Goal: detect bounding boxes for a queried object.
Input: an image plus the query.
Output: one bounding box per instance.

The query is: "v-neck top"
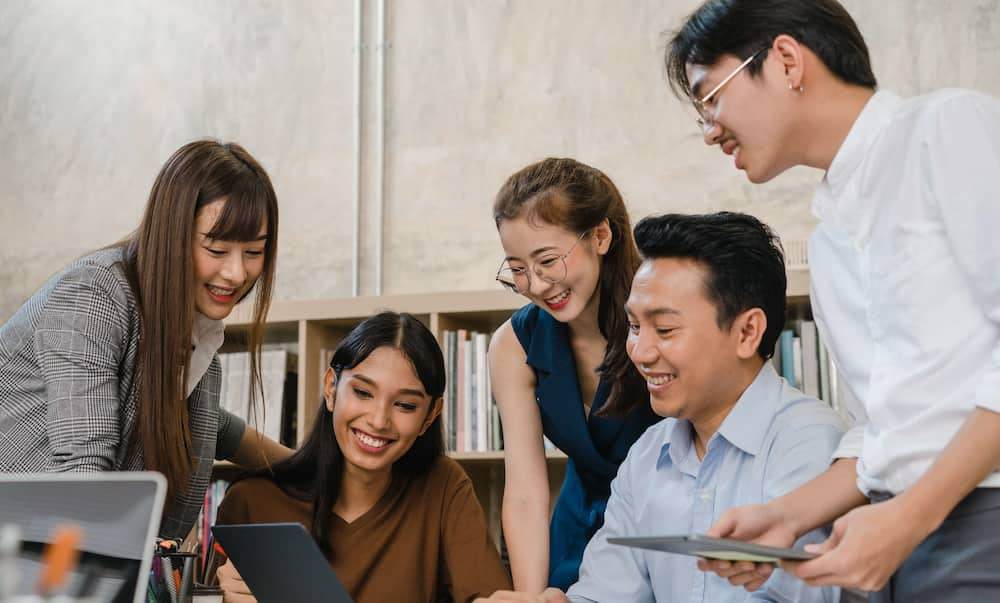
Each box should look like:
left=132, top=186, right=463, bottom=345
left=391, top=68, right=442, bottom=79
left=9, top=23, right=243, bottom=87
left=511, top=304, right=661, bottom=498
left=215, top=456, right=511, bottom=603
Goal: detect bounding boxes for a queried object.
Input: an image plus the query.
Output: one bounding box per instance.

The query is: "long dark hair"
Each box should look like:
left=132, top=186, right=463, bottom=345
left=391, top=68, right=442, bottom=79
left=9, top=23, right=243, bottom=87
left=493, top=157, right=645, bottom=416
left=121, top=140, right=278, bottom=498
left=263, top=311, right=446, bottom=556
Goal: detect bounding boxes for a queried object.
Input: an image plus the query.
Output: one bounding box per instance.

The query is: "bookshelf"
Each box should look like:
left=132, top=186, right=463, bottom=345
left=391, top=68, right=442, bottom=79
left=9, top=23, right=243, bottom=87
left=219, top=269, right=812, bottom=547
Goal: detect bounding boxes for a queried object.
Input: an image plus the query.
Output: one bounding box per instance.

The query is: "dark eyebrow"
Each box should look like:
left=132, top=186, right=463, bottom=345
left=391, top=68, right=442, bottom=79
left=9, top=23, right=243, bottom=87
left=690, top=77, right=708, bottom=101
left=624, top=303, right=681, bottom=319
left=351, top=373, right=426, bottom=398
left=689, top=65, right=714, bottom=101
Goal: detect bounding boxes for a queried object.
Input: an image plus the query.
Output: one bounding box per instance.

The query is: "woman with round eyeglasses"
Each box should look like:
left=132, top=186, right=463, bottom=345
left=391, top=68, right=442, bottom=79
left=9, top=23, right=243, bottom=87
left=488, top=157, right=662, bottom=593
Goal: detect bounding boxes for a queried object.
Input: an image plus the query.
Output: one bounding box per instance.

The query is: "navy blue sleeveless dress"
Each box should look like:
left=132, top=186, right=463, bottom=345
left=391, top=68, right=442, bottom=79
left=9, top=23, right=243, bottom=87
left=510, top=304, right=662, bottom=589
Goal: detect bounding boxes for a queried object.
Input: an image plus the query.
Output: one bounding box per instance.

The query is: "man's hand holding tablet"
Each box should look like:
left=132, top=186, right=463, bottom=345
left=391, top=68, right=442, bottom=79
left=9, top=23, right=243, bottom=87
left=697, top=503, right=801, bottom=591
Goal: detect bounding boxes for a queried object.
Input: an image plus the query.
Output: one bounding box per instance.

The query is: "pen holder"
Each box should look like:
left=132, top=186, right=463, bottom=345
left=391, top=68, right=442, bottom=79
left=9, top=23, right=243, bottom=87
left=149, top=550, right=197, bottom=603
left=191, top=584, right=224, bottom=603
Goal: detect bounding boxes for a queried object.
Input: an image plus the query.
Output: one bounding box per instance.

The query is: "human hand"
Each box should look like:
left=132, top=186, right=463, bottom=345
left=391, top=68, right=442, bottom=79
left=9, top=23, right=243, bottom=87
left=696, top=503, right=798, bottom=591
left=216, top=559, right=257, bottom=603
left=781, top=498, right=925, bottom=591
left=472, top=587, right=570, bottom=603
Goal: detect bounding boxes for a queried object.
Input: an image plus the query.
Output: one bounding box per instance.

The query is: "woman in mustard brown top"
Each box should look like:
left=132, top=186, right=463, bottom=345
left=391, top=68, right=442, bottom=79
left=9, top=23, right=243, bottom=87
left=214, top=311, right=511, bottom=603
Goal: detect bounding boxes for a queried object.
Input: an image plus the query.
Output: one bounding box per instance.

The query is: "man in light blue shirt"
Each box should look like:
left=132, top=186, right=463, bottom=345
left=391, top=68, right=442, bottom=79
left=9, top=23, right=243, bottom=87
left=476, top=212, right=843, bottom=603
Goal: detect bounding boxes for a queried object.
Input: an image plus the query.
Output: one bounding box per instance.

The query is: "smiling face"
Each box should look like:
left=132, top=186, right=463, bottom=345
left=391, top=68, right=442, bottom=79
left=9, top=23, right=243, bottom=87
left=625, top=257, right=761, bottom=426
left=191, top=198, right=268, bottom=320
left=324, top=346, right=442, bottom=480
left=497, top=216, right=610, bottom=324
left=687, top=51, right=799, bottom=184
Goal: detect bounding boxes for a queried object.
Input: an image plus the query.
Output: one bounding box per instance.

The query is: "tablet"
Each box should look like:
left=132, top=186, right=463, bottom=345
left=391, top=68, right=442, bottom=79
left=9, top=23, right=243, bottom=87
left=211, top=523, right=353, bottom=603
left=607, top=535, right=818, bottom=563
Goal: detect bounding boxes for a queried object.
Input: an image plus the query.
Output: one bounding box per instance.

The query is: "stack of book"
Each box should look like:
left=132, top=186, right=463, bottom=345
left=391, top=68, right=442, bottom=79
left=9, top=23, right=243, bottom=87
left=773, top=319, right=848, bottom=420
left=440, top=329, right=502, bottom=452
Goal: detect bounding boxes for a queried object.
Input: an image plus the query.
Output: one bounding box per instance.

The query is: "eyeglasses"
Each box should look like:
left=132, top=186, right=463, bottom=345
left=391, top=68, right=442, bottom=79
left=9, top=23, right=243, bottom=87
left=495, top=231, right=589, bottom=294
left=693, top=46, right=768, bottom=131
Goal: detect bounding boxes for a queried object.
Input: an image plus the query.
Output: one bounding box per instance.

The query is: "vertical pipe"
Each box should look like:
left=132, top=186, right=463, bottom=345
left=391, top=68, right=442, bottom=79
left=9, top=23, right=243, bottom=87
left=374, top=0, right=386, bottom=296
left=351, top=0, right=363, bottom=296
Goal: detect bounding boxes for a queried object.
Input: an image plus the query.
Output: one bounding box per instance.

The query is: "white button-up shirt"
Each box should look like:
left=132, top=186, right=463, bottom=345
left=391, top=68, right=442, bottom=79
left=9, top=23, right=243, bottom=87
left=810, top=89, right=1000, bottom=496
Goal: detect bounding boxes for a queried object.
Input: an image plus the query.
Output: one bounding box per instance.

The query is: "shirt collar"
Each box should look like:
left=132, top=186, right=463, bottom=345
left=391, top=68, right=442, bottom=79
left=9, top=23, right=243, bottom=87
left=192, top=311, right=225, bottom=353
left=715, top=363, right=783, bottom=456
left=657, top=363, right=782, bottom=467
left=814, top=90, right=903, bottom=227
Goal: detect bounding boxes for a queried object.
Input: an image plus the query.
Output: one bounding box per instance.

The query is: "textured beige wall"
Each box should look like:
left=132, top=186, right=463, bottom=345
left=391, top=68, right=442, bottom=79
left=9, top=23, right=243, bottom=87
left=2, top=0, right=999, bottom=320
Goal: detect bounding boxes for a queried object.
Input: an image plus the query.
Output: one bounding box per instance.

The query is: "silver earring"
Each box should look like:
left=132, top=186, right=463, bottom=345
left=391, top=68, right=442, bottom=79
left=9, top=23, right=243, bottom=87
left=788, top=83, right=804, bottom=93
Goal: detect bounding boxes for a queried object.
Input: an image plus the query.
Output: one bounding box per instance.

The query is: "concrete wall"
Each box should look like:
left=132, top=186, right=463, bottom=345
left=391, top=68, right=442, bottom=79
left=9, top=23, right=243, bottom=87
left=2, top=0, right=999, bottom=320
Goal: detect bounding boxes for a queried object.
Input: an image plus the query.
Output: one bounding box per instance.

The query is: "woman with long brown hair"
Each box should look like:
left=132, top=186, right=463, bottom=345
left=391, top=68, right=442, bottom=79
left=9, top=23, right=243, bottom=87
left=489, top=158, right=661, bottom=593
left=0, top=139, right=290, bottom=538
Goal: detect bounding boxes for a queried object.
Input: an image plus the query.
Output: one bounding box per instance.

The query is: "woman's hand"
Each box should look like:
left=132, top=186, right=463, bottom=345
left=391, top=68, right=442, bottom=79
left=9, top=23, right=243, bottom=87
left=216, top=559, right=257, bottom=603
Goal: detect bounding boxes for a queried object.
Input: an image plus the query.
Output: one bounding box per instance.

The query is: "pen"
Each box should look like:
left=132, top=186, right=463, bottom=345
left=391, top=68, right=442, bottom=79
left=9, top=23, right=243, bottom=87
left=204, top=541, right=227, bottom=587
left=37, top=524, right=82, bottom=597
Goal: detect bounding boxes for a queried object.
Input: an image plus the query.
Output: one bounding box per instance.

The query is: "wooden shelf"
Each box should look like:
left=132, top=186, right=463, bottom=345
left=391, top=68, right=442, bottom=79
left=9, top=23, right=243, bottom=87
left=447, top=450, right=568, bottom=463
left=225, top=290, right=526, bottom=328
left=227, top=272, right=811, bottom=328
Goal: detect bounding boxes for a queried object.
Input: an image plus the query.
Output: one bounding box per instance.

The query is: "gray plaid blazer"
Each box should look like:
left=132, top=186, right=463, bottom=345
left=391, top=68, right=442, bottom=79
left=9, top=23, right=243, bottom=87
left=0, top=247, right=246, bottom=538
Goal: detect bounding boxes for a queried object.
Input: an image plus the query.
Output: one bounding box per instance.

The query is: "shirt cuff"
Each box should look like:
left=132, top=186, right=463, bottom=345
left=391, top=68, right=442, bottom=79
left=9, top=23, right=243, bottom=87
left=216, top=408, right=247, bottom=460
left=975, top=370, right=1000, bottom=414
left=832, top=425, right=863, bottom=460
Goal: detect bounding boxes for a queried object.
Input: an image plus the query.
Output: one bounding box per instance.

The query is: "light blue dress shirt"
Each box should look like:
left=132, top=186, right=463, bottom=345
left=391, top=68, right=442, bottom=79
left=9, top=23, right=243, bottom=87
left=566, top=363, right=845, bottom=603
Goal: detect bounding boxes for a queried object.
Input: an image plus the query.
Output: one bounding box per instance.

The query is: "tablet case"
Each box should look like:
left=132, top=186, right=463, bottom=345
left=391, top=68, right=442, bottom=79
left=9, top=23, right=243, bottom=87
left=211, top=523, right=353, bottom=603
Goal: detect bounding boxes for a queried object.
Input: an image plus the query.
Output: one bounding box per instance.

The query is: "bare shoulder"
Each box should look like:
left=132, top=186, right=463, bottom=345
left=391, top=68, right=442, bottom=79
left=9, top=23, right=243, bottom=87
left=488, top=320, right=529, bottom=374
left=489, top=318, right=525, bottom=357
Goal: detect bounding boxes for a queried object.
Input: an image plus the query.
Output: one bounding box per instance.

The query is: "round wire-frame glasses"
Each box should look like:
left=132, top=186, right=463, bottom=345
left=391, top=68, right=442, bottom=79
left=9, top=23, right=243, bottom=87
left=495, top=230, right=589, bottom=294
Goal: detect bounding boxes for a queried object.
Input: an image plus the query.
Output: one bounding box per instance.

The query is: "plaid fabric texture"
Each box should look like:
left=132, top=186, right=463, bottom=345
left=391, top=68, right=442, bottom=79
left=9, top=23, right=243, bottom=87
left=0, top=247, right=245, bottom=538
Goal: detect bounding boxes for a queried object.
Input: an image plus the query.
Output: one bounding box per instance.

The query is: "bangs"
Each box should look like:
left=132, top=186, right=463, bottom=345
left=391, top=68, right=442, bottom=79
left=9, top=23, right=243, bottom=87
left=205, top=176, right=272, bottom=242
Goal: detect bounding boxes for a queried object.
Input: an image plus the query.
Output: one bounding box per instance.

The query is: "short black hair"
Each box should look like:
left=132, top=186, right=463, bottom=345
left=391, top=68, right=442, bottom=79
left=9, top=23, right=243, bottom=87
left=633, top=212, right=786, bottom=359
left=665, top=0, right=877, bottom=101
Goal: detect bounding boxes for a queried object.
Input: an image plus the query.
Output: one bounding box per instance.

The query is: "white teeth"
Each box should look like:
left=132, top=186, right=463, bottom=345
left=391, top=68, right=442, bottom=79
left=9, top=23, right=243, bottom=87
left=646, top=374, right=675, bottom=386
left=546, top=290, right=570, bottom=304
left=354, top=429, right=389, bottom=448
left=208, top=285, right=236, bottom=296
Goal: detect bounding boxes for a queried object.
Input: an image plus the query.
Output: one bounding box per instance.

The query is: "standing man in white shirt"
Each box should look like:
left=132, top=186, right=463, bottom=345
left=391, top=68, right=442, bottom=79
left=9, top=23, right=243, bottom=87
left=662, top=1, right=1000, bottom=601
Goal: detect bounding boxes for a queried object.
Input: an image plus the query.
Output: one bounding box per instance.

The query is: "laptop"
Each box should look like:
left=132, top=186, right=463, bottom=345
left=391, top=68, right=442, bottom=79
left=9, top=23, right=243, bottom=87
left=0, top=471, right=167, bottom=603
left=211, top=522, right=354, bottom=603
